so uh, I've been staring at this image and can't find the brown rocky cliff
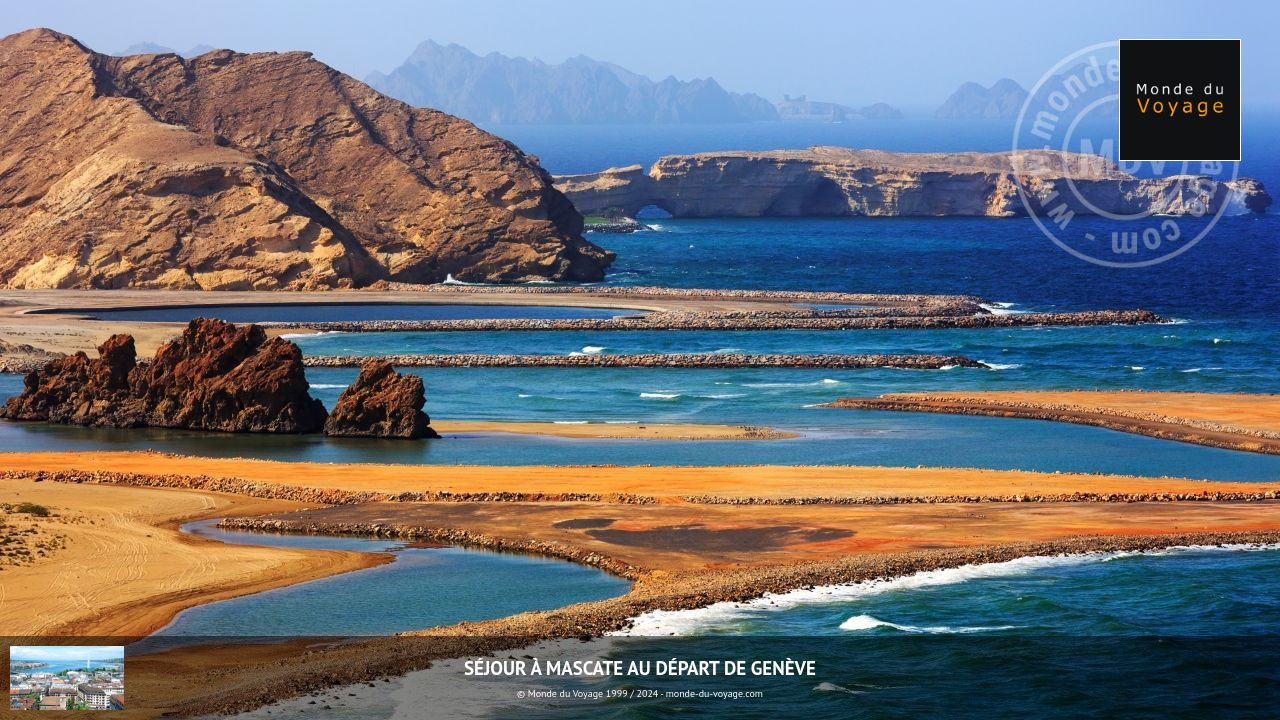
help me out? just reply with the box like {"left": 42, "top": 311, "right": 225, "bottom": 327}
{"left": 556, "top": 147, "right": 1271, "bottom": 218}
{"left": 324, "top": 360, "right": 438, "bottom": 439}
{"left": 0, "top": 29, "right": 612, "bottom": 289}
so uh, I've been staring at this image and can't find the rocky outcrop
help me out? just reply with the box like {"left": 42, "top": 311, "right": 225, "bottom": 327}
{"left": 367, "top": 40, "right": 779, "bottom": 124}
{"left": 0, "top": 318, "right": 327, "bottom": 433}
{"left": 555, "top": 147, "right": 1271, "bottom": 218}
{"left": 324, "top": 360, "right": 438, "bottom": 439}
{"left": 132, "top": 319, "right": 328, "bottom": 433}
{"left": 0, "top": 335, "right": 142, "bottom": 427}
{"left": 0, "top": 28, "right": 611, "bottom": 289}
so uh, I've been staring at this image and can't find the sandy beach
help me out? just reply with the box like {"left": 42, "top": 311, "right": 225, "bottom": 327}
{"left": 0, "top": 478, "right": 385, "bottom": 637}
{"left": 834, "top": 390, "right": 1280, "bottom": 454}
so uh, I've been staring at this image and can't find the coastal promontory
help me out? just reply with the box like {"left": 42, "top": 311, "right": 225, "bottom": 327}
{"left": 0, "top": 29, "right": 612, "bottom": 290}
{"left": 555, "top": 147, "right": 1271, "bottom": 218}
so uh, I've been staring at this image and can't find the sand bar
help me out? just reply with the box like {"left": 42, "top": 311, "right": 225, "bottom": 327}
{"left": 3, "top": 451, "right": 1274, "bottom": 503}
{"left": 833, "top": 391, "right": 1280, "bottom": 454}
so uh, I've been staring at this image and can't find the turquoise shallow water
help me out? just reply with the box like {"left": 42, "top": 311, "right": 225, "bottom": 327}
{"left": 154, "top": 521, "right": 629, "bottom": 637}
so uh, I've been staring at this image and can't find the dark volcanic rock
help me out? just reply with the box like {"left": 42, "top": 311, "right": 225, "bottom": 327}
{"left": 0, "top": 334, "right": 143, "bottom": 426}
{"left": 0, "top": 318, "right": 327, "bottom": 433}
{"left": 324, "top": 360, "right": 438, "bottom": 439}
{"left": 132, "top": 319, "right": 327, "bottom": 433}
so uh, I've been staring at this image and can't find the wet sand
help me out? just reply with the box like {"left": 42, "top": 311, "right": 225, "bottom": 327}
{"left": 0, "top": 478, "right": 386, "bottom": 637}
{"left": 834, "top": 391, "right": 1280, "bottom": 454}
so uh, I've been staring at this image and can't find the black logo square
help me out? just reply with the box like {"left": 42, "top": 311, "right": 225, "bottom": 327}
{"left": 1119, "top": 39, "right": 1240, "bottom": 161}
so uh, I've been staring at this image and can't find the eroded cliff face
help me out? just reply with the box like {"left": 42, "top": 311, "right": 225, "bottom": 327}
{"left": 0, "top": 29, "right": 612, "bottom": 289}
{"left": 556, "top": 147, "right": 1271, "bottom": 219}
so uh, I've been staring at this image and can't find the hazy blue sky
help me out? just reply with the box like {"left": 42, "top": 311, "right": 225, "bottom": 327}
{"left": 4, "top": 1, "right": 1276, "bottom": 108}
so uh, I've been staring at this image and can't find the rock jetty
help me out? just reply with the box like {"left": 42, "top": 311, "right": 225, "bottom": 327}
{"left": 0, "top": 318, "right": 327, "bottom": 432}
{"left": 270, "top": 308, "right": 1162, "bottom": 334}
{"left": 556, "top": 147, "right": 1271, "bottom": 218}
{"left": 302, "top": 353, "right": 985, "bottom": 369}
{"left": 325, "top": 360, "right": 439, "bottom": 439}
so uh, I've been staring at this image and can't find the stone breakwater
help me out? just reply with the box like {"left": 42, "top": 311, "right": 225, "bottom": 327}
{"left": 218, "top": 516, "right": 644, "bottom": 579}
{"left": 683, "top": 490, "right": 1280, "bottom": 504}
{"left": 368, "top": 283, "right": 986, "bottom": 306}
{"left": 2, "top": 469, "right": 657, "bottom": 506}
{"left": 269, "top": 308, "right": 1162, "bottom": 334}
{"left": 302, "top": 353, "right": 986, "bottom": 369}
{"left": 833, "top": 395, "right": 1280, "bottom": 455}
{"left": 11, "top": 467, "right": 1275, "bottom": 507}
{"left": 156, "top": 527, "right": 1280, "bottom": 717}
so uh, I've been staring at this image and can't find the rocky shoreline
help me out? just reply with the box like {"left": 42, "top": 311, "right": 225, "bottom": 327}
{"left": 269, "top": 308, "right": 1162, "bottom": 334}
{"left": 151, "top": 525, "right": 1280, "bottom": 717}
{"left": 302, "top": 353, "right": 986, "bottom": 369}
{"left": 833, "top": 394, "right": 1280, "bottom": 455}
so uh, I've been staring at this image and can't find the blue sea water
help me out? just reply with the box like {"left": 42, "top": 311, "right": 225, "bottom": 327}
{"left": 506, "top": 546, "right": 1280, "bottom": 719}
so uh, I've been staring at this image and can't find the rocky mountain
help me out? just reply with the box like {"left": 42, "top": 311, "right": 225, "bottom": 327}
{"left": 366, "top": 41, "right": 779, "bottom": 124}
{"left": 555, "top": 147, "right": 1271, "bottom": 218}
{"left": 935, "top": 78, "right": 1028, "bottom": 119}
{"left": 116, "top": 41, "right": 214, "bottom": 57}
{"left": 0, "top": 28, "right": 611, "bottom": 289}
{"left": 776, "top": 95, "right": 902, "bottom": 121}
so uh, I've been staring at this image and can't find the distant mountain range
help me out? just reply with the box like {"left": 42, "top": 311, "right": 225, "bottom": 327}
{"left": 366, "top": 41, "right": 780, "bottom": 124}
{"left": 934, "top": 78, "right": 1028, "bottom": 119}
{"left": 116, "top": 41, "right": 214, "bottom": 57}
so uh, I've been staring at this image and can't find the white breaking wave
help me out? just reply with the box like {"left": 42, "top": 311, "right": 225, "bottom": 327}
{"left": 553, "top": 420, "right": 588, "bottom": 425}
{"left": 308, "top": 383, "right": 349, "bottom": 390}
{"left": 698, "top": 393, "right": 747, "bottom": 400}
{"left": 639, "top": 392, "right": 681, "bottom": 399}
{"left": 613, "top": 544, "right": 1280, "bottom": 637}
{"left": 1130, "top": 366, "right": 1146, "bottom": 371}
{"left": 709, "top": 348, "right": 742, "bottom": 354}
{"left": 813, "top": 681, "right": 867, "bottom": 695}
{"left": 442, "top": 273, "right": 490, "bottom": 286}
{"left": 984, "top": 363, "right": 1022, "bottom": 371}
{"left": 1213, "top": 338, "right": 1229, "bottom": 344}
{"left": 979, "top": 302, "right": 1027, "bottom": 316}
{"left": 280, "top": 330, "right": 346, "bottom": 339}
{"left": 742, "top": 379, "right": 843, "bottom": 388}
{"left": 838, "top": 614, "right": 1018, "bottom": 634}
{"left": 580, "top": 346, "right": 606, "bottom": 354}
